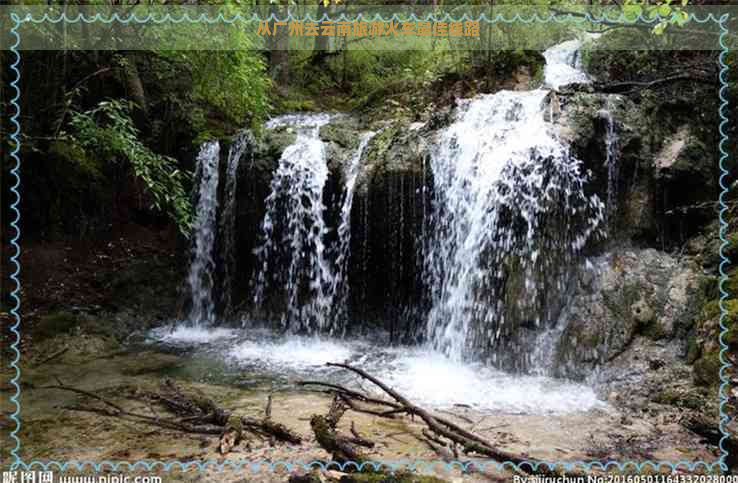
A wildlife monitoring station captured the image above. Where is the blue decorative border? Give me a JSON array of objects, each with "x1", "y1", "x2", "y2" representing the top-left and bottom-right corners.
[
  {"x1": 718, "y1": 12, "x2": 733, "y2": 474},
  {"x1": 5, "y1": 9, "x2": 733, "y2": 475}
]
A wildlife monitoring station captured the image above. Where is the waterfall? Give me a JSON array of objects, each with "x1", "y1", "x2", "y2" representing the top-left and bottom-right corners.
[
  {"x1": 332, "y1": 131, "x2": 377, "y2": 329},
  {"x1": 251, "y1": 113, "x2": 336, "y2": 333},
  {"x1": 543, "y1": 39, "x2": 590, "y2": 90},
  {"x1": 220, "y1": 132, "x2": 251, "y2": 317},
  {"x1": 599, "y1": 104, "x2": 620, "y2": 220},
  {"x1": 424, "y1": 40, "x2": 605, "y2": 368},
  {"x1": 186, "y1": 141, "x2": 221, "y2": 327}
]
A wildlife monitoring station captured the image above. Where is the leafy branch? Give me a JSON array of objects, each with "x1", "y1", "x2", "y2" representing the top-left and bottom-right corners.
[{"x1": 68, "y1": 99, "x2": 194, "y2": 236}]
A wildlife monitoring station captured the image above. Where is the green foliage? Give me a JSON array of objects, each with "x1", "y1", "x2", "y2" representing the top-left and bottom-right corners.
[
  {"x1": 622, "y1": 0, "x2": 689, "y2": 35},
  {"x1": 68, "y1": 99, "x2": 194, "y2": 236},
  {"x1": 159, "y1": 50, "x2": 270, "y2": 131}
]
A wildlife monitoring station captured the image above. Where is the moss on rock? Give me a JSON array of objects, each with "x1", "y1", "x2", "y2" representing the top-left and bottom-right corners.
[
  {"x1": 256, "y1": 127, "x2": 298, "y2": 161},
  {"x1": 653, "y1": 387, "x2": 707, "y2": 410},
  {"x1": 693, "y1": 351, "x2": 722, "y2": 386},
  {"x1": 320, "y1": 122, "x2": 360, "y2": 150}
]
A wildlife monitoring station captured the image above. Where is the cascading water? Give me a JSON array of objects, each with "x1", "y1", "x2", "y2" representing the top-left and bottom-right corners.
[
  {"x1": 332, "y1": 131, "x2": 377, "y2": 328},
  {"x1": 424, "y1": 41, "x2": 605, "y2": 369},
  {"x1": 219, "y1": 132, "x2": 252, "y2": 317},
  {"x1": 543, "y1": 38, "x2": 590, "y2": 90},
  {"x1": 186, "y1": 141, "x2": 221, "y2": 327},
  {"x1": 599, "y1": 103, "x2": 620, "y2": 220},
  {"x1": 153, "y1": 38, "x2": 615, "y2": 417},
  {"x1": 251, "y1": 113, "x2": 336, "y2": 333}
]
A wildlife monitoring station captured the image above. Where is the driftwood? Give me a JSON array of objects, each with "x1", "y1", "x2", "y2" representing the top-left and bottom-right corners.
[
  {"x1": 219, "y1": 425, "x2": 241, "y2": 455},
  {"x1": 309, "y1": 395, "x2": 379, "y2": 464},
  {"x1": 48, "y1": 384, "x2": 226, "y2": 435},
  {"x1": 349, "y1": 421, "x2": 375, "y2": 449},
  {"x1": 325, "y1": 362, "x2": 587, "y2": 478},
  {"x1": 297, "y1": 380, "x2": 401, "y2": 409},
  {"x1": 310, "y1": 414, "x2": 368, "y2": 463},
  {"x1": 41, "y1": 379, "x2": 301, "y2": 451},
  {"x1": 241, "y1": 416, "x2": 303, "y2": 444}
]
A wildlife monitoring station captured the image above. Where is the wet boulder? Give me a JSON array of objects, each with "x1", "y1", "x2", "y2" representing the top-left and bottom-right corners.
[{"x1": 554, "y1": 248, "x2": 705, "y2": 380}]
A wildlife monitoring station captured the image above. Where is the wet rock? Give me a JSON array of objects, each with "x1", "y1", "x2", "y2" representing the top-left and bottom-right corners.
[
  {"x1": 354, "y1": 120, "x2": 430, "y2": 197},
  {"x1": 555, "y1": 248, "x2": 704, "y2": 379},
  {"x1": 631, "y1": 299, "x2": 655, "y2": 325},
  {"x1": 557, "y1": 86, "x2": 717, "y2": 247},
  {"x1": 347, "y1": 121, "x2": 431, "y2": 330},
  {"x1": 255, "y1": 126, "x2": 297, "y2": 161}
]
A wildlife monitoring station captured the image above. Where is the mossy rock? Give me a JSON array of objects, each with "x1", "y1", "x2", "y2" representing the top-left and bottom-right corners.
[
  {"x1": 32, "y1": 311, "x2": 78, "y2": 342},
  {"x1": 686, "y1": 335, "x2": 701, "y2": 364},
  {"x1": 257, "y1": 127, "x2": 298, "y2": 160},
  {"x1": 494, "y1": 49, "x2": 545, "y2": 83},
  {"x1": 640, "y1": 320, "x2": 668, "y2": 340},
  {"x1": 320, "y1": 123, "x2": 360, "y2": 150},
  {"x1": 693, "y1": 351, "x2": 722, "y2": 386},
  {"x1": 278, "y1": 98, "x2": 318, "y2": 113},
  {"x1": 653, "y1": 387, "x2": 706, "y2": 410}
]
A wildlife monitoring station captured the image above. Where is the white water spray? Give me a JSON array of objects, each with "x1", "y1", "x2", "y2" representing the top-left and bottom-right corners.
[
  {"x1": 332, "y1": 131, "x2": 377, "y2": 328},
  {"x1": 424, "y1": 41, "x2": 605, "y2": 367},
  {"x1": 187, "y1": 141, "x2": 221, "y2": 327},
  {"x1": 543, "y1": 38, "x2": 590, "y2": 90},
  {"x1": 251, "y1": 113, "x2": 336, "y2": 333}
]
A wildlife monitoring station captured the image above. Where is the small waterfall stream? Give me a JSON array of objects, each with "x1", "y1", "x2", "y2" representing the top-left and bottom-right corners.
[
  {"x1": 186, "y1": 141, "x2": 221, "y2": 327},
  {"x1": 251, "y1": 113, "x2": 336, "y2": 333},
  {"x1": 332, "y1": 131, "x2": 378, "y2": 329},
  {"x1": 599, "y1": 103, "x2": 620, "y2": 220},
  {"x1": 220, "y1": 132, "x2": 252, "y2": 317},
  {"x1": 424, "y1": 39, "x2": 605, "y2": 368},
  {"x1": 542, "y1": 38, "x2": 590, "y2": 89}
]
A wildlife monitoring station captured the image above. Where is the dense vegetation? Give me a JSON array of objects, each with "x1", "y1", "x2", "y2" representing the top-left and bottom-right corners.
[{"x1": 1, "y1": 1, "x2": 735, "y2": 242}]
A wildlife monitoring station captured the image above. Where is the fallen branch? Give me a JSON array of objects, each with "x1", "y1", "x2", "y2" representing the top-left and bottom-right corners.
[
  {"x1": 310, "y1": 414, "x2": 368, "y2": 464},
  {"x1": 43, "y1": 380, "x2": 300, "y2": 448},
  {"x1": 46, "y1": 380, "x2": 224, "y2": 435},
  {"x1": 61, "y1": 404, "x2": 224, "y2": 435},
  {"x1": 336, "y1": 393, "x2": 405, "y2": 419},
  {"x1": 241, "y1": 416, "x2": 302, "y2": 444},
  {"x1": 421, "y1": 429, "x2": 458, "y2": 463},
  {"x1": 325, "y1": 362, "x2": 586, "y2": 477},
  {"x1": 219, "y1": 425, "x2": 241, "y2": 455},
  {"x1": 350, "y1": 421, "x2": 375, "y2": 449},
  {"x1": 297, "y1": 380, "x2": 400, "y2": 409}
]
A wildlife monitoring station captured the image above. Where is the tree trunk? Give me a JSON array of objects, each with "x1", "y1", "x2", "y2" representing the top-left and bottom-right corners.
[
  {"x1": 268, "y1": 2, "x2": 290, "y2": 88},
  {"x1": 122, "y1": 51, "x2": 148, "y2": 126}
]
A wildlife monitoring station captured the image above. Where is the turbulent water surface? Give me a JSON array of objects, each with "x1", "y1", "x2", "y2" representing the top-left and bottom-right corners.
[{"x1": 149, "y1": 327, "x2": 604, "y2": 415}]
